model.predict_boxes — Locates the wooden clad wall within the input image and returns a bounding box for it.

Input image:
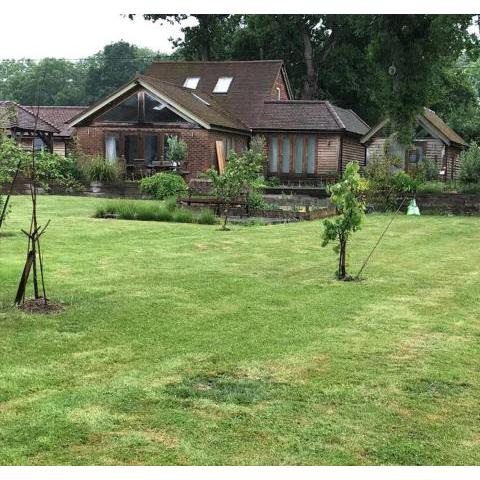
[316,134,340,175]
[341,136,365,171]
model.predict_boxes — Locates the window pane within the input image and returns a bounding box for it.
[33,137,46,151]
[124,135,138,164]
[270,136,278,172]
[307,135,316,174]
[183,77,200,89]
[97,94,138,122]
[145,93,185,123]
[282,136,290,174]
[105,134,118,163]
[213,77,233,93]
[144,135,159,164]
[295,136,303,174]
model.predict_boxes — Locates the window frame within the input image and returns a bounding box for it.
[183,77,200,89]
[213,76,233,94]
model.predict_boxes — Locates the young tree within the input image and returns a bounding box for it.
[207,136,266,230]
[165,136,188,171]
[322,162,366,280]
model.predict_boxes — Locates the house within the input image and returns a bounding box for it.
[68,60,370,182]
[25,106,86,156]
[0,101,84,156]
[0,101,59,152]
[361,108,468,180]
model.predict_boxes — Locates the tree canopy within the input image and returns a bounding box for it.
[1,15,479,143]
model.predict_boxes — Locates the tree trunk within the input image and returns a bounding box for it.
[221,206,229,231]
[197,15,212,61]
[301,25,316,100]
[338,238,347,280]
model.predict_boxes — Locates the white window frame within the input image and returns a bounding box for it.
[213,77,233,93]
[183,77,200,89]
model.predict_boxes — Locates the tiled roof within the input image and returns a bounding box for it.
[146,60,287,127]
[331,105,370,136]
[0,101,59,134]
[139,75,249,131]
[422,108,467,147]
[25,106,86,137]
[361,108,468,147]
[255,101,369,135]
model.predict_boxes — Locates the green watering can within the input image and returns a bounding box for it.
[407,198,420,216]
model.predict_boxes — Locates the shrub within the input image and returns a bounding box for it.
[197,208,217,225]
[459,183,480,194]
[35,150,84,191]
[140,173,188,200]
[416,181,447,194]
[164,196,178,212]
[365,146,417,211]
[173,208,194,223]
[85,156,120,183]
[459,142,480,185]
[247,191,267,210]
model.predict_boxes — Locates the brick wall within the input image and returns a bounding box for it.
[75,125,249,180]
[271,71,290,101]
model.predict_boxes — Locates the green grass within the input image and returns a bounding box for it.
[1,195,480,465]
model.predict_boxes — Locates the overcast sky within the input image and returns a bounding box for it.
[0,13,194,60]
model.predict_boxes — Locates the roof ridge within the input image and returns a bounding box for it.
[264,100,329,105]
[325,101,345,129]
[347,108,370,129]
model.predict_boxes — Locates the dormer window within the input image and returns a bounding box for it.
[183,77,200,89]
[213,76,233,93]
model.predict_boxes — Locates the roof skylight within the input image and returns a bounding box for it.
[183,77,200,89]
[213,76,233,93]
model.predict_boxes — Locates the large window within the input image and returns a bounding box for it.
[282,136,290,174]
[105,134,119,163]
[144,93,185,123]
[269,134,317,176]
[270,136,278,173]
[124,135,139,164]
[307,135,316,174]
[144,135,159,164]
[97,94,139,122]
[295,137,303,174]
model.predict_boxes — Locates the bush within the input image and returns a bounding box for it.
[35,150,84,191]
[247,191,267,210]
[173,208,194,223]
[365,147,417,211]
[140,173,188,200]
[459,142,480,185]
[416,181,448,194]
[197,208,217,225]
[459,183,480,194]
[164,197,178,212]
[85,156,120,183]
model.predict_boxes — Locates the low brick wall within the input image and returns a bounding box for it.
[1,180,142,198]
[416,193,480,215]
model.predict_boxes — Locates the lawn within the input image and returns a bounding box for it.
[0,195,479,466]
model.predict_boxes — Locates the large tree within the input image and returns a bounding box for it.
[83,41,165,103]
[366,14,475,143]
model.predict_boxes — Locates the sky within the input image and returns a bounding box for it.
[0,13,194,60]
